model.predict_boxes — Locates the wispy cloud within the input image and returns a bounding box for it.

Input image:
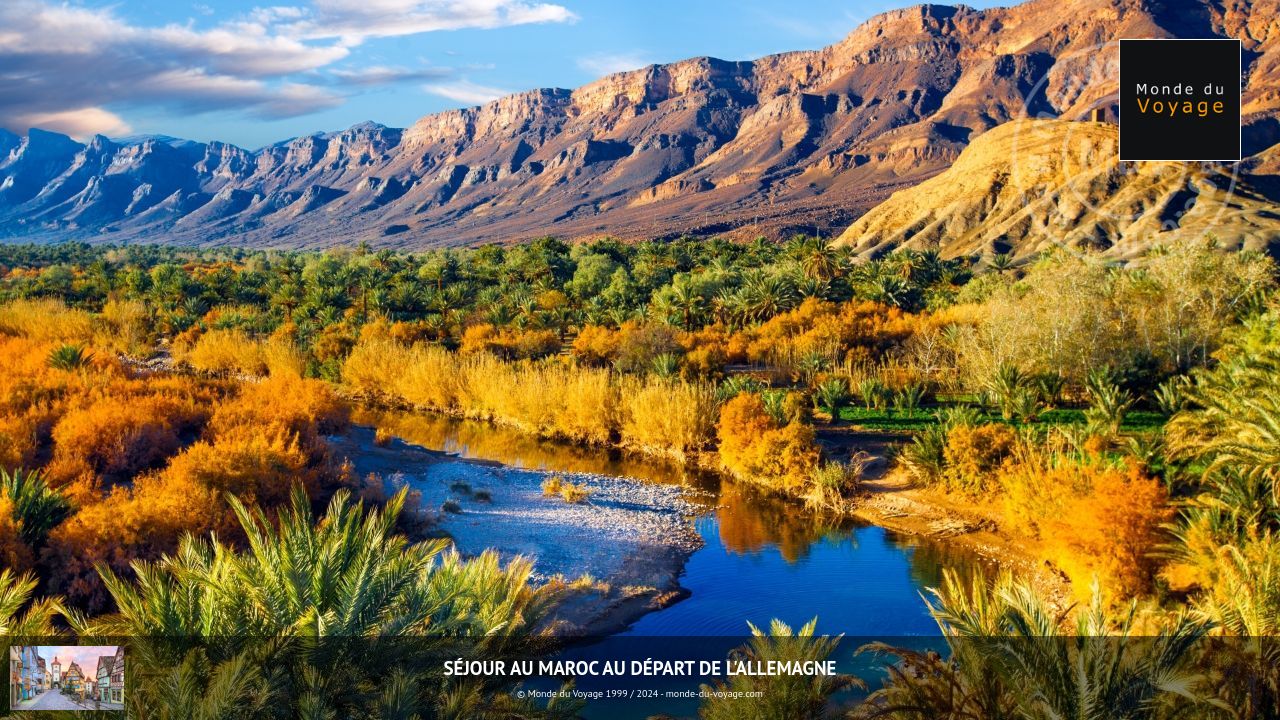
[423,79,510,105]
[0,0,575,138]
[330,64,456,86]
[275,0,578,46]
[576,52,653,77]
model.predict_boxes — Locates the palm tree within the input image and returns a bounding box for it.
[988,252,1015,274]
[47,343,93,371]
[797,236,841,283]
[813,377,849,423]
[89,487,567,719]
[1084,367,1136,436]
[0,568,62,637]
[701,618,858,720]
[656,278,706,330]
[1,467,71,547]
[984,362,1034,422]
[740,272,797,322]
[1167,347,1280,501]
[1186,532,1280,719]
[857,571,1215,720]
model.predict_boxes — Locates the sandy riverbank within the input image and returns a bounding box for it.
[328,426,706,636]
[817,425,1074,611]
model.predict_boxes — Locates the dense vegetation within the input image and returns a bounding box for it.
[0,235,1277,718]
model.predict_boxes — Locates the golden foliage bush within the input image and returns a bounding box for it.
[571,325,621,366]
[717,393,820,493]
[995,447,1173,601]
[161,430,313,510]
[535,363,619,443]
[526,363,617,445]
[45,473,217,612]
[343,335,718,455]
[460,323,560,360]
[1043,463,1173,600]
[0,298,94,343]
[97,299,151,355]
[998,461,1089,539]
[0,496,33,571]
[0,409,44,471]
[941,423,1018,493]
[739,299,922,369]
[344,334,467,413]
[0,312,346,613]
[41,375,347,612]
[209,376,349,460]
[178,328,306,378]
[619,378,718,458]
[47,395,186,487]
[179,327,265,375]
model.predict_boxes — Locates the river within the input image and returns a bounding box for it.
[351,409,986,717]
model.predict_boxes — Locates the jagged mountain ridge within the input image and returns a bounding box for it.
[1,0,1278,249]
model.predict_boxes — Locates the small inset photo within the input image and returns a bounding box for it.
[9,645,124,712]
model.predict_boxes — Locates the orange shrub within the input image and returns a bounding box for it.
[717,393,820,493]
[1043,463,1173,600]
[682,344,727,378]
[161,430,313,510]
[387,320,437,345]
[511,329,561,359]
[209,376,349,448]
[0,409,44,470]
[311,323,358,364]
[737,299,922,370]
[942,423,1018,493]
[724,333,751,364]
[45,475,217,613]
[47,396,185,486]
[179,327,265,375]
[44,376,347,612]
[998,461,1089,539]
[461,323,560,360]
[0,496,33,571]
[572,325,621,366]
[679,327,732,377]
[460,323,501,355]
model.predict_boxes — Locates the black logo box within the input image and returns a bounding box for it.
[1119,38,1241,162]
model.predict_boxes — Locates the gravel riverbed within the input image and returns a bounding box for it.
[329,426,706,630]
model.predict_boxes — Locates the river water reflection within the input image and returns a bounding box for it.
[357,409,986,717]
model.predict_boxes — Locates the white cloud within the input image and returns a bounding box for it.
[283,0,578,44]
[7,108,133,139]
[423,80,510,105]
[0,0,575,137]
[576,52,652,77]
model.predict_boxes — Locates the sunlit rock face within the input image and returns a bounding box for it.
[1,0,1277,249]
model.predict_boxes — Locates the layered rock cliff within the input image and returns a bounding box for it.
[1,0,1277,248]
[834,119,1280,258]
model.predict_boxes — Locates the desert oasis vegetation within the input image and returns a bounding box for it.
[2,0,1280,718]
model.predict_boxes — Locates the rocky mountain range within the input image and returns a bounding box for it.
[1,0,1278,250]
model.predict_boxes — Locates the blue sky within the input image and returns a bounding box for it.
[0,0,1003,148]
